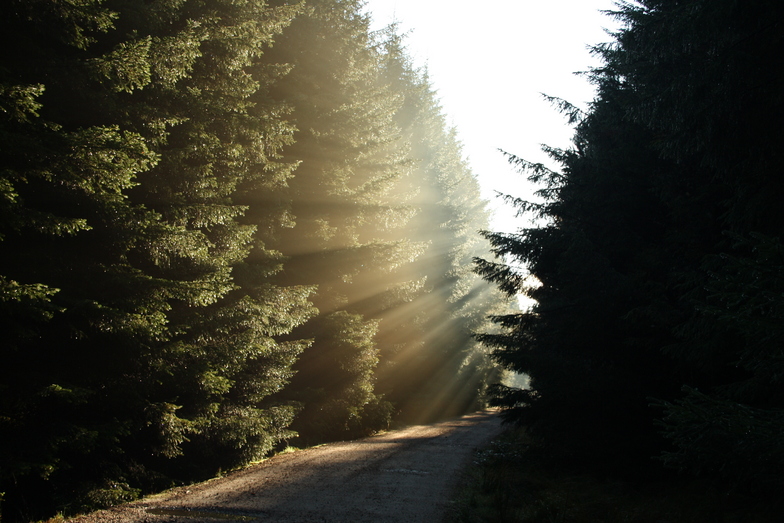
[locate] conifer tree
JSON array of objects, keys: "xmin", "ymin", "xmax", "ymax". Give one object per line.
[
  {"xmin": 0, "ymin": 0, "xmax": 314, "ymax": 518},
  {"xmin": 0, "ymin": 2, "xmax": 172, "ymax": 515},
  {"xmin": 114, "ymin": 0, "xmax": 316, "ymax": 477},
  {"xmin": 477, "ymin": 0, "xmax": 784, "ymax": 490},
  {"xmin": 602, "ymin": 0, "xmax": 784, "ymax": 486},
  {"xmin": 374, "ymin": 29, "xmax": 510, "ymax": 424},
  {"xmin": 257, "ymin": 0, "xmax": 422, "ymax": 442}
]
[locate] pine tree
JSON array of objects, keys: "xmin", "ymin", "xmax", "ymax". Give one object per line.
[
  {"xmin": 374, "ymin": 28, "xmax": 510, "ymax": 424},
  {"xmin": 0, "ymin": 0, "xmax": 315, "ymax": 518},
  {"xmin": 476, "ymin": 0, "xmax": 784, "ymax": 490},
  {"xmin": 602, "ymin": 0, "xmax": 784, "ymax": 487},
  {"xmin": 113, "ymin": 0, "xmax": 316, "ymax": 478},
  {"xmin": 256, "ymin": 0, "xmax": 422, "ymax": 442}
]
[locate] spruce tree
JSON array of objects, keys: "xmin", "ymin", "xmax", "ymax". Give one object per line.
[
  {"xmin": 0, "ymin": 1, "xmax": 173, "ymax": 516},
  {"xmin": 374, "ymin": 28, "xmax": 510, "ymax": 424},
  {"xmin": 257, "ymin": 0, "xmax": 421, "ymax": 442},
  {"xmin": 602, "ymin": 0, "xmax": 784, "ymax": 486},
  {"xmin": 476, "ymin": 0, "xmax": 784, "ymax": 491},
  {"xmin": 0, "ymin": 0, "xmax": 315, "ymax": 518},
  {"xmin": 114, "ymin": 0, "xmax": 315, "ymax": 478}
]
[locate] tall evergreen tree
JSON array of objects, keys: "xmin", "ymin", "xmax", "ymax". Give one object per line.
[
  {"xmin": 114, "ymin": 0, "xmax": 316, "ymax": 478},
  {"xmin": 602, "ymin": 0, "xmax": 784, "ymax": 486},
  {"xmin": 0, "ymin": 1, "xmax": 514, "ymax": 519},
  {"xmin": 477, "ymin": 0, "xmax": 784, "ymax": 491},
  {"xmin": 0, "ymin": 2, "xmax": 175, "ymax": 515},
  {"xmin": 374, "ymin": 29, "xmax": 510, "ymax": 424},
  {"xmin": 256, "ymin": 0, "xmax": 422, "ymax": 442},
  {"xmin": 0, "ymin": 1, "xmax": 315, "ymax": 519}
]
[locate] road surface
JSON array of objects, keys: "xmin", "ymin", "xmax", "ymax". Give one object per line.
[{"xmin": 69, "ymin": 410, "xmax": 504, "ymax": 523}]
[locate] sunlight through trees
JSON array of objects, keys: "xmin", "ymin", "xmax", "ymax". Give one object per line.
[{"xmin": 0, "ymin": 1, "xmax": 510, "ymax": 520}]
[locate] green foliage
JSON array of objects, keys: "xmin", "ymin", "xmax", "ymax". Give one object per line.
[
  {"xmin": 476, "ymin": 0, "xmax": 784, "ymax": 498},
  {"xmin": 0, "ymin": 0, "xmax": 313, "ymax": 519},
  {"xmin": 370, "ymin": 28, "xmax": 511, "ymax": 425},
  {"xmin": 289, "ymin": 311, "xmax": 385, "ymax": 441},
  {"xmin": 248, "ymin": 0, "xmax": 416, "ymax": 443},
  {"xmin": 0, "ymin": 0, "xmax": 509, "ymax": 519}
]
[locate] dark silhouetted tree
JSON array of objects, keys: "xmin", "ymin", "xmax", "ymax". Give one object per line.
[{"xmin": 476, "ymin": 0, "xmax": 784, "ymax": 492}]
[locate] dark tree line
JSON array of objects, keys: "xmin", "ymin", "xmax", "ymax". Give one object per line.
[
  {"xmin": 478, "ymin": 0, "xmax": 784, "ymax": 496},
  {"xmin": 0, "ymin": 1, "xmax": 509, "ymax": 520}
]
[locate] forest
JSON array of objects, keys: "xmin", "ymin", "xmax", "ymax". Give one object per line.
[
  {"xmin": 473, "ymin": 0, "xmax": 784, "ymax": 520},
  {"xmin": 3, "ymin": 0, "xmax": 784, "ymax": 521},
  {"xmin": 0, "ymin": 0, "xmax": 511, "ymax": 520}
]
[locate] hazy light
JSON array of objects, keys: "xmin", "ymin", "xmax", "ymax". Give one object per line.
[{"xmin": 364, "ymin": 0, "xmax": 621, "ymax": 234}]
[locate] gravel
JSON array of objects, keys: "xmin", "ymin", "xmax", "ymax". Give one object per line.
[{"xmin": 67, "ymin": 410, "xmax": 504, "ymax": 523}]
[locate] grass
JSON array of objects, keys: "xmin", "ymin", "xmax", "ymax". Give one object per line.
[{"xmin": 448, "ymin": 426, "xmax": 783, "ymax": 523}]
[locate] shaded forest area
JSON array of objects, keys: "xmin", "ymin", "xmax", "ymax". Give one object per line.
[
  {"xmin": 0, "ymin": 0, "xmax": 511, "ymax": 520},
  {"xmin": 476, "ymin": 0, "xmax": 784, "ymax": 519}
]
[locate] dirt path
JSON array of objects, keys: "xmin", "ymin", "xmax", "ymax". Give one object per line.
[{"xmin": 68, "ymin": 410, "xmax": 503, "ymax": 523}]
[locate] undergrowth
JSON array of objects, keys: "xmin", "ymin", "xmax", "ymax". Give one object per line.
[{"xmin": 448, "ymin": 426, "xmax": 782, "ymax": 523}]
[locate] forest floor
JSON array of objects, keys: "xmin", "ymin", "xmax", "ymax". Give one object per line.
[
  {"xmin": 449, "ymin": 426, "xmax": 784, "ymax": 523},
  {"xmin": 62, "ymin": 410, "xmax": 503, "ymax": 523}
]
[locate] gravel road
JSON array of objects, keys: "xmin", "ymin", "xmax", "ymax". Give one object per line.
[{"xmin": 68, "ymin": 410, "xmax": 504, "ymax": 523}]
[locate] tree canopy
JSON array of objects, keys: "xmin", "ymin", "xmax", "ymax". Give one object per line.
[
  {"xmin": 0, "ymin": 1, "xmax": 508, "ymax": 520},
  {"xmin": 478, "ymin": 0, "xmax": 784, "ymax": 493}
]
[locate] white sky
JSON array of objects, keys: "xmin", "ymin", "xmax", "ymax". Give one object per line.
[{"xmin": 363, "ymin": 0, "xmax": 621, "ymax": 234}]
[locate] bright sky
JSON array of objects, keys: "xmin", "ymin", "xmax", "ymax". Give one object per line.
[{"xmin": 363, "ymin": 0, "xmax": 621, "ymax": 234}]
